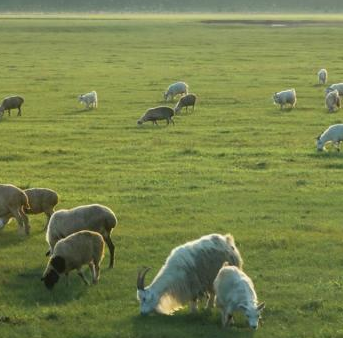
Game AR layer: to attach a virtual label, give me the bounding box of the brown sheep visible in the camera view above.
[0,184,30,235]
[41,230,105,289]
[137,106,174,126]
[174,93,197,114]
[24,188,59,230]
[0,96,24,118]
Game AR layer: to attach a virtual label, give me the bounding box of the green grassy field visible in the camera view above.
[0,14,343,338]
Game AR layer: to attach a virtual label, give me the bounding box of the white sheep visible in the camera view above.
[317,69,328,85]
[137,233,243,315]
[214,263,265,329]
[0,184,30,235]
[317,124,343,151]
[325,83,343,96]
[46,204,117,268]
[41,230,105,290]
[164,82,188,101]
[24,188,59,230]
[325,89,341,113]
[273,89,297,109]
[78,90,98,109]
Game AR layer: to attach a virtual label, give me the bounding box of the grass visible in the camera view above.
[0,14,343,338]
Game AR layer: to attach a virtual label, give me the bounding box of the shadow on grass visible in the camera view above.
[4,266,91,307]
[131,310,256,338]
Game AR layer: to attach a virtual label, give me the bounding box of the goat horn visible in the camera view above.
[137,267,150,290]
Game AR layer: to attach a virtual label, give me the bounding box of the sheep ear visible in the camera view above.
[257,302,265,311]
[51,256,66,274]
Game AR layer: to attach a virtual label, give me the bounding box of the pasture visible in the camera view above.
[0,14,343,338]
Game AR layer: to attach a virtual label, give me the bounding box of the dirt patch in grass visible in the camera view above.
[201,19,343,27]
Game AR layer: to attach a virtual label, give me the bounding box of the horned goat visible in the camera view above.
[137,233,243,315]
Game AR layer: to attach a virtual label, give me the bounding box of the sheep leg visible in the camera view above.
[19,208,30,235]
[10,207,30,235]
[221,309,233,328]
[170,118,175,125]
[17,107,21,116]
[43,208,54,230]
[90,262,100,284]
[77,270,90,285]
[89,263,98,284]
[334,142,341,151]
[206,292,215,309]
[104,235,115,268]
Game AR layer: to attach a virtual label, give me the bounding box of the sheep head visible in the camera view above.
[41,256,66,290]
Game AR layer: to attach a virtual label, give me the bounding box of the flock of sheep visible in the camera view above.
[273,68,343,152]
[0,182,264,329]
[2,72,343,331]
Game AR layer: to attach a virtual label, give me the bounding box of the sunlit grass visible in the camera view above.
[0,15,342,338]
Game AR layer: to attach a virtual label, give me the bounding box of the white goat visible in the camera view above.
[214,263,265,330]
[273,89,297,109]
[137,233,243,315]
[317,124,343,151]
[78,90,98,109]
[317,69,328,85]
[325,89,341,113]
[164,82,188,101]
[326,83,343,96]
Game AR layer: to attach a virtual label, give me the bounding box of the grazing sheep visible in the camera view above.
[0,184,30,235]
[273,89,297,109]
[78,91,97,109]
[325,89,341,113]
[317,124,343,151]
[164,82,188,101]
[326,83,343,96]
[137,233,243,315]
[174,93,197,114]
[318,69,328,85]
[46,204,117,268]
[0,96,24,118]
[24,188,59,230]
[137,106,174,126]
[41,230,105,290]
[214,263,265,329]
